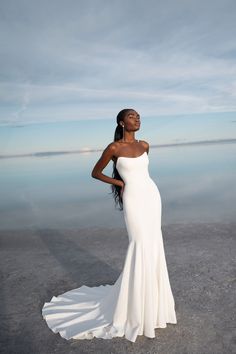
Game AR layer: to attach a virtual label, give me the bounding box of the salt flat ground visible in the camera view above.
[0,222,235,354]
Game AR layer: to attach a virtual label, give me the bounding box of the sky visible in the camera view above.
[0,0,236,154]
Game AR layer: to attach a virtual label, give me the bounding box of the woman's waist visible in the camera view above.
[123,176,157,186]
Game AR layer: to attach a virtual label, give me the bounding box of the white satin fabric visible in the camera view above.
[42,151,177,342]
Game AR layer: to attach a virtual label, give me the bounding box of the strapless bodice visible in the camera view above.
[116,151,151,185]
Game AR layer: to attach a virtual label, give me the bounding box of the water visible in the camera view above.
[0,142,235,230]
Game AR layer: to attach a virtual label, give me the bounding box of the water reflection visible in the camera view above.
[0,142,235,230]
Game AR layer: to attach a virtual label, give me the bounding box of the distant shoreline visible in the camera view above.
[1,138,236,159]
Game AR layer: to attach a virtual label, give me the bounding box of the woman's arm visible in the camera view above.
[91,143,124,188]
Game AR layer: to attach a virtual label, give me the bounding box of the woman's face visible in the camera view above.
[123,110,141,131]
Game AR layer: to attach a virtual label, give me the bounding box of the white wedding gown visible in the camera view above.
[42,151,177,342]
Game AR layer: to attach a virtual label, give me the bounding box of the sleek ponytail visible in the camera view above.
[110,109,132,210]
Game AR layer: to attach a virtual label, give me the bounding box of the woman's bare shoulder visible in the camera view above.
[139,140,149,151]
[104,141,120,152]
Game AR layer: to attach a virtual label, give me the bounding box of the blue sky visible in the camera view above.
[0,112,235,155]
[0,0,236,154]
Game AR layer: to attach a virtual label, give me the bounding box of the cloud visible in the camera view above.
[0,0,236,126]
[11,82,31,123]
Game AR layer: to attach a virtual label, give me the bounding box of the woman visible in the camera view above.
[91,108,147,207]
[42,108,177,342]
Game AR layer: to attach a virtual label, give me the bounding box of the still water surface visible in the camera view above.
[0,142,235,230]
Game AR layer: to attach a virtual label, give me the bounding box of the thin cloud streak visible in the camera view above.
[0,0,236,125]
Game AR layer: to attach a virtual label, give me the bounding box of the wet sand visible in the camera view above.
[0,222,235,354]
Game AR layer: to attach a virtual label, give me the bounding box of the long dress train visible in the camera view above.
[42,150,177,342]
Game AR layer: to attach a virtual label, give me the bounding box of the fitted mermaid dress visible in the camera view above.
[42,150,177,342]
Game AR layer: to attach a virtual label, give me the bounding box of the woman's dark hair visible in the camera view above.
[110,109,133,210]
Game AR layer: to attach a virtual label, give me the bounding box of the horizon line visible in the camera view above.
[1,138,236,160]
